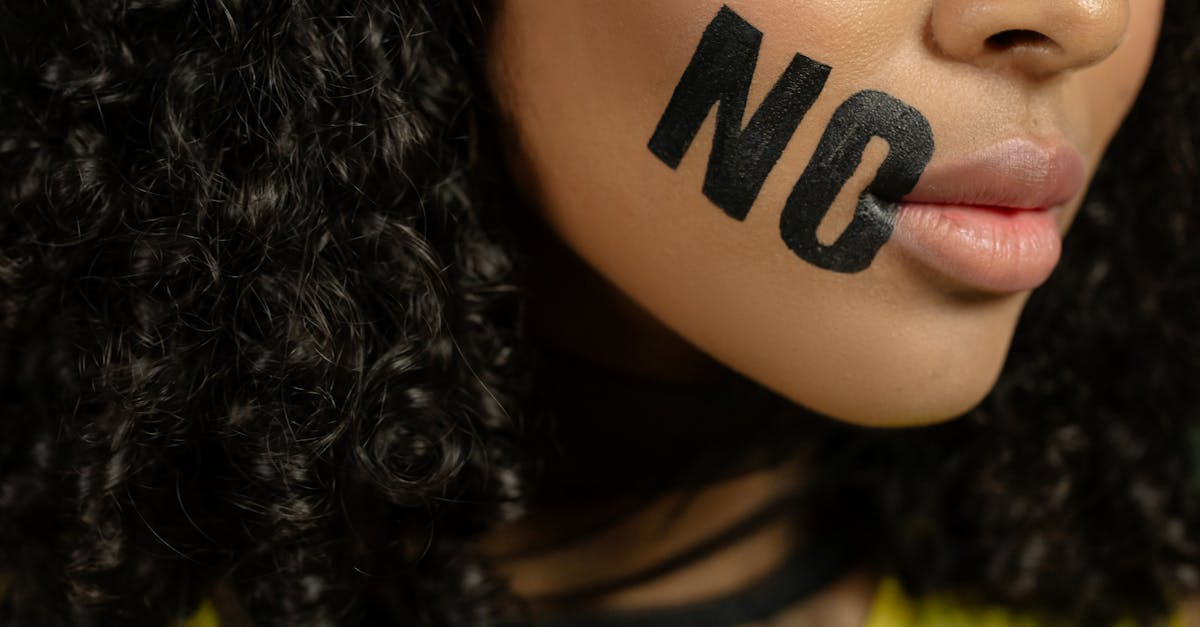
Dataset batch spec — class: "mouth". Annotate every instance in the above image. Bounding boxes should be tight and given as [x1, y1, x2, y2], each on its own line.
[889, 138, 1087, 294]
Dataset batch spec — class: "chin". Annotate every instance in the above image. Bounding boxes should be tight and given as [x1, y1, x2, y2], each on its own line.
[788, 370, 1001, 429]
[710, 307, 1018, 430]
[782, 350, 1006, 428]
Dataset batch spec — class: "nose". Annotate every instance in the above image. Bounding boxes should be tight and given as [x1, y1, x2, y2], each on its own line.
[929, 0, 1131, 78]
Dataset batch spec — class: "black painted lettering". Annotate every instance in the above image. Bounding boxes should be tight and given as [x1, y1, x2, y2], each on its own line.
[647, 6, 831, 220]
[779, 90, 934, 273]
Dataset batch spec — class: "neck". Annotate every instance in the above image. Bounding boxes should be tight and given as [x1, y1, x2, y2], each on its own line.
[476, 216, 871, 621]
[477, 461, 809, 618]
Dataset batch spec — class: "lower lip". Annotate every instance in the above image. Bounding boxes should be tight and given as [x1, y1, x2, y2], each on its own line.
[892, 202, 1062, 293]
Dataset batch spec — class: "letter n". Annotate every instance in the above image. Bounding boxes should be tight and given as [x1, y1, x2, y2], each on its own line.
[647, 5, 831, 221]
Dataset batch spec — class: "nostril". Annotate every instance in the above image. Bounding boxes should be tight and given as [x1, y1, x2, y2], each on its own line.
[985, 29, 1055, 52]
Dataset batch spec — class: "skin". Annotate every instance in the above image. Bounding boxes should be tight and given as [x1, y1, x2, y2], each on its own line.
[479, 0, 1187, 623]
[487, 0, 1163, 426]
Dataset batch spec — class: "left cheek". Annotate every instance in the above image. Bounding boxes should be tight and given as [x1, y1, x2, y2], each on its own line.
[1069, 6, 1163, 164]
[1068, 73, 1139, 165]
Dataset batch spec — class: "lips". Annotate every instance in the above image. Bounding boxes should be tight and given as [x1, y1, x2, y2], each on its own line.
[890, 138, 1088, 293]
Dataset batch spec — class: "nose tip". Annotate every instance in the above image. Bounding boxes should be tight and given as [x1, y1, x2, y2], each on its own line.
[930, 0, 1131, 78]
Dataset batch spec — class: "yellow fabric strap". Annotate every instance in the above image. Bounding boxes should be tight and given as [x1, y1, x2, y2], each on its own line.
[863, 575, 1185, 627]
[181, 599, 220, 627]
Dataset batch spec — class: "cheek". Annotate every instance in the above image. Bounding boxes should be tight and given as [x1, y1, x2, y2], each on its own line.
[1066, 1, 1163, 161]
[488, 3, 1074, 425]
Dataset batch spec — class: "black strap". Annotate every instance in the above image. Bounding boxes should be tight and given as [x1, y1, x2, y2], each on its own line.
[535, 540, 855, 627]
[531, 490, 810, 607]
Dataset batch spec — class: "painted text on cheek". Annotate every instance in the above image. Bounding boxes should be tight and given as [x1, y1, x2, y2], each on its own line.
[648, 5, 935, 274]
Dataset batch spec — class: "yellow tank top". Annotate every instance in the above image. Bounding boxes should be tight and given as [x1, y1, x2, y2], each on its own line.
[177, 575, 1186, 627]
[1, 569, 1185, 626]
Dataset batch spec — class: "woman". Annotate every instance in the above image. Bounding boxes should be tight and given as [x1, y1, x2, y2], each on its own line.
[1, 0, 1197, 625]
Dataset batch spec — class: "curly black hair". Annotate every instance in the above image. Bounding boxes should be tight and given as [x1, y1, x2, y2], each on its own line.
[0, 1, 1197, 626]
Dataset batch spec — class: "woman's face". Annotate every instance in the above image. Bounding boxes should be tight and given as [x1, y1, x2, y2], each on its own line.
[487, 0, 1163, 426]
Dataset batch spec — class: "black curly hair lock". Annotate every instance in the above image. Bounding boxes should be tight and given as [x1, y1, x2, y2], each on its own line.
[2, 1, 531, 624]
[0, 1, 1198, 626]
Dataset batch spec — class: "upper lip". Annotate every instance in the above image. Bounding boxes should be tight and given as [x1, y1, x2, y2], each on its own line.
[900, 138, 1087, 211]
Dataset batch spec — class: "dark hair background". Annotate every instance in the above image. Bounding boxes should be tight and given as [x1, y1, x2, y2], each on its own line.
[0, 1, 1197, 626]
